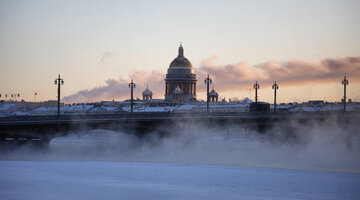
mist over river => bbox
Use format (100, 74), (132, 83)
(1, 117), (360, 199)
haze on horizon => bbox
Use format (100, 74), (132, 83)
(0, 0), (359, 103)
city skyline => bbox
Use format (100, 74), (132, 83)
(0, 0), (359, 103)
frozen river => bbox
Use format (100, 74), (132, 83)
(1, 160), (359, 200)
(1, 118), (360, 200)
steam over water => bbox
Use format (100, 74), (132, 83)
(2, 116), (360, 173)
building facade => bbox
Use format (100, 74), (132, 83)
(165, 44), (197, 103)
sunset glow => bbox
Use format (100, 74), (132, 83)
(0, 0), (359, 103)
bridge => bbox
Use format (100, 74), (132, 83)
(0, 111), (358, 148)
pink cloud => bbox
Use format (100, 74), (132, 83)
(62, 70), (165, 103)
(63, 56), (360, 103)
(198, 56), (360, 90)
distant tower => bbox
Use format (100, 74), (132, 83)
(165, 43), (197, 103)
(253, 81), (260, 103)
(142, 85), (153, 101)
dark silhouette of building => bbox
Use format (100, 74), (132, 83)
(250, 102), (270, 112)
(165, 44), (197, 103)
(309, 100), (324, 107)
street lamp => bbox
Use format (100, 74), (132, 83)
(253, 81), (260, 103)
(342, 76), (349, 112)
(128, 78), (136, 113)
(54, 74), (64, 120)
(204, 74), (212, 113)
(272, 81), (279, 111)
(10, 93), (20, 101)
(0, 93), (20, 101)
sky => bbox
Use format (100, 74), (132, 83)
(0, 0), (359, 103)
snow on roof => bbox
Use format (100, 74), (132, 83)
(123, 106), (174, 112)
(193, 104), (249, 109)
(33, 107), (57, 112)
(104, 107), (119, 111)
(62, 105), (94, 111)
(175, 104), (195, 110)
(87, 106), (121, 112)
(239, 97), (253, 104)
(0, 103), (15, 111)
(270, 104), (293, 109)
(289, 105), (352, 112)
(9, 111), (30, 116)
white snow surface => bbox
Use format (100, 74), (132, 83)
(1, 116), (360, 199)
(62, 104), (94, 111)
(1, 160), (359, 200)
(0, 103), (15, 111)
(240, 97), (253, 104)
(9, 111), (30, 116)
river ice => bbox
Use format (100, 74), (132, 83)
(1, 160), (359, 200)
(1, 118), (360, 200)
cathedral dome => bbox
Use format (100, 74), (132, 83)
(165, 44), (197, 103)
(169, 44), (193, 68)
(169, 57), (193, 68)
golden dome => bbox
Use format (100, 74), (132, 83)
(169, 44), (193, 68)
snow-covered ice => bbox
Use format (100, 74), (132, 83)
(1, 160), (359, 200)
(1, 117), (359, 199)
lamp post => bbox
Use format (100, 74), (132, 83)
(128, 78), (136, 113)
(54, 74), (64, 120)
(253, 81), (260, 103)
(342, 76), (349, 112)
(10, 93), (20, 101)
(204, 74), (212, 113)
(272, 81), (279, 111)
(0, 93), (19, 101)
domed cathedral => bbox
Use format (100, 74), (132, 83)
(165, 44), (197, 103)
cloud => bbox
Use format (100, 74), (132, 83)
(63, 56), (360, 103)
(100, 52), (118, 64)
(197, 55), (360, 91)
(62, 70), (165, 103)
